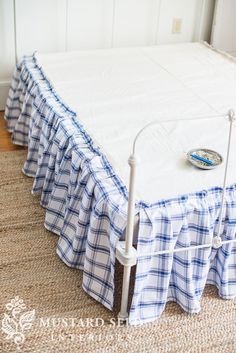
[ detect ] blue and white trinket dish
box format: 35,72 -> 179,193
187,148 -> 223,170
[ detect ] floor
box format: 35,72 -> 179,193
0,110 -> 26,152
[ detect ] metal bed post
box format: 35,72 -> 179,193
116,154 -> 138,321
116,110 -> 236,323
214,109 -> 236,247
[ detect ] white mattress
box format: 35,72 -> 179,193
37,43 -> 236,203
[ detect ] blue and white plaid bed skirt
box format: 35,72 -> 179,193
5,54 -> 236,325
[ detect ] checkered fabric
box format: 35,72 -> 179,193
129,188 -> 236,324
5,54 -> 236,325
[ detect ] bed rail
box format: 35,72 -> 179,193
116,109 -> 236,322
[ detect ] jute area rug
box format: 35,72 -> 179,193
0,150 -> 236,353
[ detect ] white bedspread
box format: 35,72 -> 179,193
37,43 -> 236,204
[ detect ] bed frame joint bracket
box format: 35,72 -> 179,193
116,241 -> 137,267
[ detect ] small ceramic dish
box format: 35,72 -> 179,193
187,148 -> 223,170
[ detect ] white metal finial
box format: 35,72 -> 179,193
128,154 -> 138,167
228,109 -> 236,121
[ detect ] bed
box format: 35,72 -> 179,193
5,42 -> 236,325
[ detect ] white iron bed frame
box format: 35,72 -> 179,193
116,109 -> 236,321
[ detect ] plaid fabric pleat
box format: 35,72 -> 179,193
129,188 -> 236,324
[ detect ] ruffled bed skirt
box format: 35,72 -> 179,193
5,53 -> 236,325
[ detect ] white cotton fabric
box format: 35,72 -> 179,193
37,43 -> 236,204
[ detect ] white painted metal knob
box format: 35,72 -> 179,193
212,236 -> 222,249
128,154 -> 138,167
228,109 -> 236,122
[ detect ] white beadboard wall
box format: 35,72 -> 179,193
0,0 -> 215,109
211,0 -> 236,55
0,0 -> 15,110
